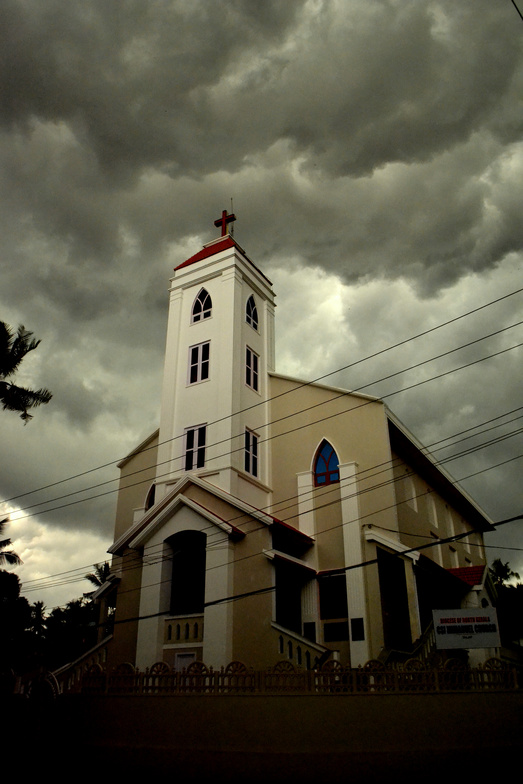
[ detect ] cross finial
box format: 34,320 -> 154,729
214,209 -> 236,237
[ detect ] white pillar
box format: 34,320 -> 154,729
339,461 -> 370,666
296,471 -> 315,538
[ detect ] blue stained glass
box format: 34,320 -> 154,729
314,440 -> 340,486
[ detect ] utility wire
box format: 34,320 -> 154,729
16,404 -> 523,593
21,449 -> 523,598
10,294 -> 523,600
3,286 -> 522,508
511,0 -> 523,22
6,325 -> 523,521
30,513 -> 523,622
21,406 -> 521,594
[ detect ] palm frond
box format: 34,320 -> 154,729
0,550 -> 22,566
1,324 -> 42,377
0,322 -> 52,422
0,518 -> 22,565
0,381 -> 52,421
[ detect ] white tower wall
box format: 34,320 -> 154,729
156,237 -> 275,510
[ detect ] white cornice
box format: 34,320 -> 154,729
364,526 -> 420,562
268,372 -> 381,403
128,493 -> 243,549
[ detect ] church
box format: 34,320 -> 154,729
100,210 -> 495,673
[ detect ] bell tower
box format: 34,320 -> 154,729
155,210 -> 276,509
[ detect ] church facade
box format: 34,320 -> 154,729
103,212 -> 495,672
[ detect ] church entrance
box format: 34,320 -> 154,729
377,547 -> 412,652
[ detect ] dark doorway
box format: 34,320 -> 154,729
168,530 -> 207,615
377,547 -> 411,651
275,560 -> 308,634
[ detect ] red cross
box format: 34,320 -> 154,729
214,209 -> 236,236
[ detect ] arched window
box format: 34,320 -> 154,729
246,295 -> 258,330
313,440 -> 340,487
145,483 -> 156,511
192,288 -> 212,322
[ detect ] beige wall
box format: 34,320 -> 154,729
391,450 -> 487,570
108,432 -> 159,668
106,375 -> 490,670
106,547 -> 143,670
268,375 -> 400,549
113,431 -> 159,541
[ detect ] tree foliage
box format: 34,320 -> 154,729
489,558 -> 520,589
0,321 -> 52,422
84,562 -> 111,591
0,518 -> 22,568
0,570 -> 32,680
489,559 -> 523,646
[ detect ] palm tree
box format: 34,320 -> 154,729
84,562 -> 111,596
489,558 -> 520,588
0,321 -> 52,422
0,517 -> 22,567
30,600 -> 47,639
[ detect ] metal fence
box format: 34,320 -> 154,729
76,656 -> 520,696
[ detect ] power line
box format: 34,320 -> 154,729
21,447 -> 523,600
24,404 -> 523,585
3,285 -> 522,508
18,422 -> 519,590
511,0 -> 523,22
6,325 -> 523,522
15,389 -> 523,597
28,513 -> 523,623
9,292 -> 523,602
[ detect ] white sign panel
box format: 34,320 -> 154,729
432,609 -> 500,649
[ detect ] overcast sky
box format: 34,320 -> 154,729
1,0 -> 522,609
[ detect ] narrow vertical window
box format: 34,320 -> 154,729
189,342 -> 210,384
192,289 -> 212,322
313,440 -> 340,486
145,483 -> 156,511
246,347 -> 259,391
244,429 -> 258,477
246,295 -> 258,330
185,425 -> 206,470
168,531 -> 207,615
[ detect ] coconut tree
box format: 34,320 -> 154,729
489,558 -> 520,588
0,321 -> 52,423
0,518 -> 21,567
489,559 -> 523,645
84,562 -> 111,592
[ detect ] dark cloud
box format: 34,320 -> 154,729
0,0 -> 521,605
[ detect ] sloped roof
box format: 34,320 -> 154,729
175,235 -> 237,270
447,565 -> 486,588
174,234 -> 272,284
108,474 -> 297,555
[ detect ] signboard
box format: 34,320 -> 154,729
432,608 -> 500,649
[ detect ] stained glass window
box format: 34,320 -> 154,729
313,440 -> 340,486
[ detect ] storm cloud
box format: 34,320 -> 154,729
0,0 -> 521,607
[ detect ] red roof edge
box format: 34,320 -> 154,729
175,236 -> 236,270
174,235 -> 273,285
447,565 -> 486,587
